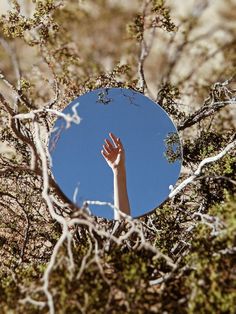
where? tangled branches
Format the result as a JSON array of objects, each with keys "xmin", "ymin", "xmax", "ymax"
[{"xmin": 0, "ymin": 0, "xmax": 236, "ymax": 313}]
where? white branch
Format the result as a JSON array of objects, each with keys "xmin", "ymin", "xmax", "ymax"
[
  {"xmin": 13, "ymin": 102, "xmax": 81, "ymax": 129},
  {"xmin": 169, "ymin": 139, "xmax": 236, "ymax": 198},
  {"xmin": 32, "ymin": 119, "xmax": 75, "ymax": 314}
]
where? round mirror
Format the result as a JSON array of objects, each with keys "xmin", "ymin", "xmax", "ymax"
[{"xmin": 48, "ymin": 88, "xmax": 182, "ymax": 220}]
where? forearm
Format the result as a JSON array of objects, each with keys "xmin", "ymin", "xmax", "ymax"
[{"xmin": 113, "ymin": 165, "xmax": 131, "ymax": 220}]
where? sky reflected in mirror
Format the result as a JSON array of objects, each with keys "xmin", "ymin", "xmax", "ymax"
[{"xmin": 49, "ymin": 88, "xmax": 182, "ymax": 220}]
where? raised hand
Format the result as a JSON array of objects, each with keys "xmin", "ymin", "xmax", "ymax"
[
  {"xmin": 101, "ymin": 132, "xmax": 130, "ymax": 218},
  {"xmin": 101, "ymin": 132, "xmax": 125, "ymax": 172}
]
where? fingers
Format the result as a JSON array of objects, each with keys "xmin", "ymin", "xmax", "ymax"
[
  {"xmin": 101, "ymin": 133, "xmax": 123, "ymax": 159},
  {"xmin": 104, "ymin": 134, "xmax": 120, "ymax": 151},
  {"xmin": 109, "ymin": 132, "xmax": 123, "ymax": 149},
  {"xmin": 109, "ymin": 132, "xmax": 118, "ymax": 146},
  {"xmin": 101, "ymin": 149, "xmax": 109, "ymax": 159},
  {"xmin": 110, "ymin": 133, "xmax": 124, "ymax": 151},
  {"xmin": 102, "ymin": 144, "xmax": 111, "ymax": 155},
  {"xmin": 105, "ymin": 138, "xmax": 114, "ymax": 150}
]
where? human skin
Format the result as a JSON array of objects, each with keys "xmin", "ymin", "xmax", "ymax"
[{"xmin": 101, "ymin": 132, "xmax": 131, "ymax": 220}]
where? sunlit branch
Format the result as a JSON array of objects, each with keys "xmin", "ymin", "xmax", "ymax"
[
  {"xmin": 169, "ymin": 138, "xmax": 236, "ymax": 198},
  {"xmin": 13, "ymin": 103, "xmax": 81, "ymax": 129},
  {"xmin": 33, "ymin": 118, "xmax": 73, "ymax": 314}
]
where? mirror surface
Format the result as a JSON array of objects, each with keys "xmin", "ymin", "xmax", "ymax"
[{"xmin": 49, "ymin": 88, "xmax": 182, "ymax": 220}]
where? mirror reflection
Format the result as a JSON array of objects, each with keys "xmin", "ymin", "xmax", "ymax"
[{"xmin": 48, "ymin": 88, "xmax": 182, "ymax": 220}]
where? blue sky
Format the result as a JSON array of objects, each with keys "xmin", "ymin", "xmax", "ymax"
[{"xmin": 49, "ymin": 88, "xmax": 182, "ymax": 220}]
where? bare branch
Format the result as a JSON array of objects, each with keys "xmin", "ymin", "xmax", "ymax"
[
  {"xmin": 169, "ymin": 138, "xmax": 236, "ymax": 198},
  {"xmin": 178, "ymin": 99, "xmax": 236, "ymax": 131},
  {"xmin": 178, "ymin": 77, "xmax": 236, "ymax": 130}
]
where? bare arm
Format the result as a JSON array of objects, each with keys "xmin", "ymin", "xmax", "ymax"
[{"xmin": 101, "ymin": 132, "xmax": 131, "ymax": 220}]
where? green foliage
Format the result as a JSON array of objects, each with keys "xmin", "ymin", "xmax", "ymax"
[
  {"xmin": 0, "ymin": 263, "xmax": 47, "ymax": 313},
  {"xmin": 20, "ymin": 77, "xmax": 32, "ymax": 91},
  {"xmin": 184, "ymin": 196, "xmax": 236, "ymax": 314},
  {"xmin": 183, "ymin": 131, "xmax": 229, "ymax": 164},
  {"xmin": 183, "ymin": 131, "xmax": 236, "ymax": 206},
  {"xmin": 0, "ymin": 0, "xmax": 60, "ymax": 41},
  {"xmin": 127, "ymin": 14, "xmax": 144, "ymax": 41},
  {"xmin": 151, "ymin": 0, "xmax": 176, "ymax": 32},
  {"xmin": 127, "ymin": 0, "xmax": 176, "ymax": 43},
  {"xmin": 0, "ymin": 195, "xmax": 235, "ymax": 313},
  {"xmin": 164, "ymin": 132, "xmax": 182, "ymax": 163},
  {"xmin": 157, "ymin": 83, "xmax": 186, "ymax": 120}
]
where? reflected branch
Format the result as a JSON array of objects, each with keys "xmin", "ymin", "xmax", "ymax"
[{"xmin": 96, "ymin": 88, "xmax": 113, "ymax": 105}]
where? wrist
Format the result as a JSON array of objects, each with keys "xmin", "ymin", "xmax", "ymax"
[{"xmin": 112, "ymin": 164, "xmax": 126, "ymax": 176}]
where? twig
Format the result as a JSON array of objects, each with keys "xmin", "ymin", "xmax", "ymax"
[
  {"xmin": 178, "ymin": 99, "xmax": 236, "ymax": 131},
  {"xmin": 169, "ymin": 138, "xmax": 236, "ymax": 198}
]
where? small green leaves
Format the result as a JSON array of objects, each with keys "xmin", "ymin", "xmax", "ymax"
[
  {"xmin": 127, "ymin": 14, "xmax": 144, "ymax": 42},
  {"xmin": 164, "ymin": 132, "xmax": 182, "ymax": 163},
  {"xmin": 151, "ymin": 0, "xmax": 176, "ymax": 32}
]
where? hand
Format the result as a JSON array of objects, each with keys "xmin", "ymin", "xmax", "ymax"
[{"xmin": 101, "ymin": 132, "xmax": 125, "ymax": 172}]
